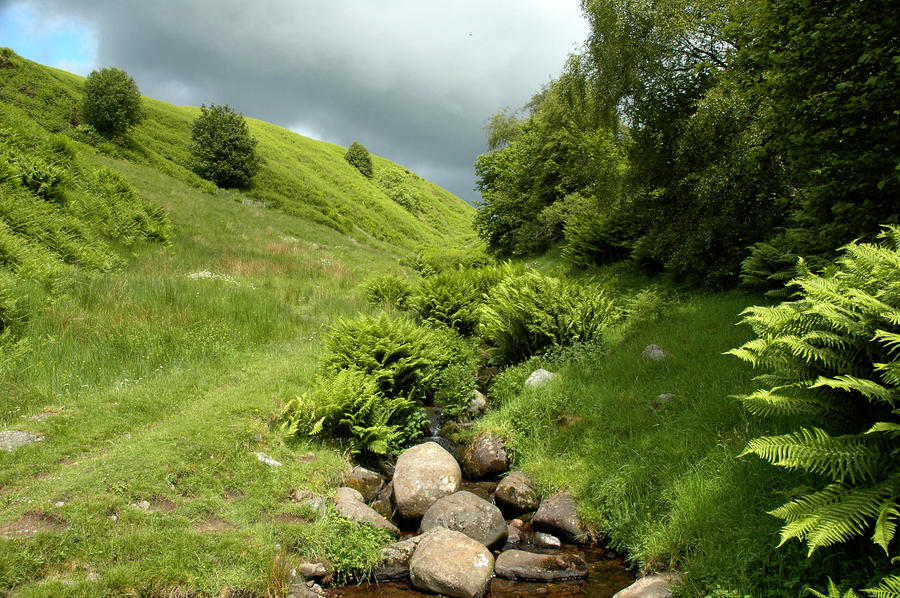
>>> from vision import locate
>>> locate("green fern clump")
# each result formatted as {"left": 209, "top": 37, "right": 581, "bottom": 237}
{"left": 480, "top": 269, "right": 620, "bottom": 364}
{"left": 280, "top": 369, "right": 425, "bottom": 457}
{"left": 360, "top": 273, "right": 413, "bottom": 310}
{"left": 413, "top": 268, "right": 493, "bottom": 335}
{"left": 81, "top": 168, "right": 171, "bottom": 245}
{"left": 728, "top": 226, "right": 900, "bottom": 560}
{"left": 323, "top": 312, "right": 470, "bottom": 404}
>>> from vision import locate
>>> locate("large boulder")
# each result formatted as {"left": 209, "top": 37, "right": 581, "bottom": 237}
{"left": 494, "top": 549, "right": 588, "bottom": 581}
{"left": 462, "top": 433, "right": 509, "bottom": 480}
{"left": 612, "top": 572, "right": 682, "bottom": 598}
{"left": 533, "top": 491, "right": 587, "bottom": 544}
{"left": 334, "top": 487, "right": 399, "bottom": 537}
{"left": 409, "top": 527, "right": 494, "bottom": 598}
{"left": 393, "top": 442, "right": 462, "bottom": 520}
{"left": 420, "top": 491, "right": 508, "bottom": 549}
{"left": 343, "top": 466, "right": 384, "bottom": 503}
{"left": 494, "top": 470, "right": 540, "bottom": 515}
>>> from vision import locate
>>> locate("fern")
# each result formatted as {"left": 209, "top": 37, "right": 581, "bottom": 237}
{"left": 864, "top": 575, "right": 900, "bottom": 598}
{"left": 807, "top": 578, "right": 859, "bottom": 598}
{"left": 731, "top": 226, "right": 900, "bottom": 560}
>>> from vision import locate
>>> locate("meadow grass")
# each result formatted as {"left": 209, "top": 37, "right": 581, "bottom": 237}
{"left": 0, "top": 48, "right": 475, "bottom": 596}
{"left": 477, "top": 290, "right": 872, "bottom": 597}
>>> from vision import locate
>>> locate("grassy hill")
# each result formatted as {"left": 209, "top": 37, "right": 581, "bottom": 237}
{"left": 0, "top": 49, "right": 477, "bottom": 596}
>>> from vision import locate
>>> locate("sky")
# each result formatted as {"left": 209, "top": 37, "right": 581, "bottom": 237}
{"left": 0, "top": 1, "right": 589, "bottom": 204}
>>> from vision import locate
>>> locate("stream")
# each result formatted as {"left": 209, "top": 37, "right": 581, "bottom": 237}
{"left": 328, "top": 407, "right": 636, "bottom": 597}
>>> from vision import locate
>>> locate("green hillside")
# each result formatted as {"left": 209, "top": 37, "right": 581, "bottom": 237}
{"left": 0, "top": 49, "right": 478, "bottom": 597}
{"left": 0, "top": 48, "right": 474, "bottom": 251}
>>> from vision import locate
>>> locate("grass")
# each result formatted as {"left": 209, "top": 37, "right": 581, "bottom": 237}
{"left": 0, "top": 48, "right": 475, "bottom": 596}
{"left": 476, "top": 289, "right": 881, "bottom": 597}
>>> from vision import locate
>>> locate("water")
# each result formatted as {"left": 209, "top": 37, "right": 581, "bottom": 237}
{"left": 327, "top": 546, "right": 634, "bottom": 597}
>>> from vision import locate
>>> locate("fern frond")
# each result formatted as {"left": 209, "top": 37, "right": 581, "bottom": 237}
{"left": 736, "top": 388, "right": 831, "bottom": 417}
{"left": 863, "top": 574, "right": 900, "bottom": 598}
{"left": 873, "top": 501, "right": 899, "bottom": 554}
{"left": 811, "top": 375, "right": 896, "bottom": 405}
{"left": 742, "top": 428, "right": 886, "bottom": 484}
{"left": 866, "top": 422, "right": 900, "bottom": 436}
{"left": 807, "top": 579, "right": 860, "bottom": 598}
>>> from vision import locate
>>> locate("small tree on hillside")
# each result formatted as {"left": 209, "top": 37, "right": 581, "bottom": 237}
{"left": 189, "top": 104, "right": 260, "bottom": 189}
{"left": 345, "top": 141, "right": 373, "bottom": 178}
{"left": 82, "top": 67, "right": 143, "bottom": 135}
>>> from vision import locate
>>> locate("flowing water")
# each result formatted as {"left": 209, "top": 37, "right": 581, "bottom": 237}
{"left": 328, "top": 546, "right": 634, "bottom": 597}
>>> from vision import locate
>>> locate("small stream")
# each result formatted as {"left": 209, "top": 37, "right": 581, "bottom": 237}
{"left": 329, "top": 407, "right": 636, "bottom": 597}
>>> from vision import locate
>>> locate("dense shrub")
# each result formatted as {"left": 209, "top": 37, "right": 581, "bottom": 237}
{"left": 729, "top": 227, "right": 900, "bottom": 576}
{"left": 189, "top": 104, "right": 260, "bottom": 189}
{"left": 280, "top": 369, "right": 425, "bottom": 457}
{"left": 344, "top": 141, "right": 373, "bottom": 178}
{"left": 81, "top": 67, "right": 143, "bottom": 135}
{"left": 85, "top": 168, "right": 171, "bottom": 245}
{"left": 360, "top": 273, "right": 413, "bottom": 310}
{"left": 322, "top": 313, "right": 470, "bottom": 403}
{"left": 376, "top": 168, "right": 419, "bottom": 211}
{"left": 13, "top": 155, "right": 65, "bottom": 202}
{"left": 413, "top": 268, "right": 490, "bottom": 335}
{"left": 480, "top": 270, "right": 620, "bottom": 364}
{"left": 401, "top": 246, "right": 492, "bottom": 277}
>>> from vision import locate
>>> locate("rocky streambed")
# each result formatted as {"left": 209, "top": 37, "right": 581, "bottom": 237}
{"left": 291, "top": 436, "right": 658, "bottom": 598}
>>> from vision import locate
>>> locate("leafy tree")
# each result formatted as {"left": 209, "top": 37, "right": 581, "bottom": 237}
{"left": 81, "top": 67, "right": 143, "bottom": 135}
{"left": 729, "top": 227, "right": 900, "bottom": 560}
{"left": 189, "top": 104, "right": 260, "bottom": 189}
{"left": 344, "top": 141, "right": 373, "bottom": 178}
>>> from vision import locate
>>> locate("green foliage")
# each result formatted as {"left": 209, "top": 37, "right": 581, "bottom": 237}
{"left": 81, "top": 67, "right": 143, "bottom": 135}
{"left": 84, "top": 168, "right": 171, "bottom": 245}
{"left": 12, "top": 154, "right": 65, "bottom": 202}
{"left": 376, "top": 167, "right": 420, "bottom": 212}
{"left": 864, "top": 575, "right": 900, "bottom": 598}
{"left": 480, "top": 269, "right": 620, "bottom": 363}
{"left": 402, "top": 245, "right": 492, "bottom": 277}
{"left": 280, "top": 369, "right": 425, "bottom": 457}
{"left": 729, "top": 227, "right": 900, "bottom": 557}
{"left": 189, "top": 104, "right": 260, "bottom": 189}
{"left": 413, "top": 268, "right": 495, "bottom": 335}
{"left": 344, "top": 141, "right": 373, "bottom": 178}
{"left": 808, "top": 579, "right": 859, "bottom": 598}
{"left": 322, "top": 312, "right": 470, "bottom": 404}
{"left": 360, "top": 273, "right": 413, "bottom": 310}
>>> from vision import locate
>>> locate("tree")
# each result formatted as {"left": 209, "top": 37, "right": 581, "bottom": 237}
{"left": 189, "top": 104, "right": 260, "bottom": 189}
{"left": 345, "top": 141, "right": 373, "bottom": 178}
{"left": 81, "top": 67, "right": 143, "bottom": 135}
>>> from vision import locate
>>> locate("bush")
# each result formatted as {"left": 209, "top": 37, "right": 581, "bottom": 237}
{"left": 322, "top": 313, "right": 470, "bottom": 403}
{"left": 376, "top": 167, "right": 419, "bottom": 211}
{"left": 401, "top": 246, "right": 493, "bottom": 277}
{"left": 81, "top": 67, "right": 143, "bottom": 135}
{"left": 360, "top": 273, "right": 413, "bottom": 310}
{"left": 189, "top": 104, "right": 260, "bottom": 189}
{"left": 728, "top": 226, "right": 900, "bottom": 561}
{"left": 413, "top": 268, "right": 494, "bottom": 335}
{"left": 280, "top": 369, "right": 424, "bottom": 457}
{"left": 344, "top": 141, "right": 373, "bottom": 178}
{"left": 13, "top": 155, "right": 64, "bottom": 202}
{"left": 480, "top": 270, "right": 620, "bottom": 364}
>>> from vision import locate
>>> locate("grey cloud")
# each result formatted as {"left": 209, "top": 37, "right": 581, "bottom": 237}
{"left": 17, "top": 0, "right": 588, "bottom": 203}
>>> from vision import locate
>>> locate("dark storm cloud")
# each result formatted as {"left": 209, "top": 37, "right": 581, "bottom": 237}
{"left": 12, "top": 1, "right": 588, "bottom": 203}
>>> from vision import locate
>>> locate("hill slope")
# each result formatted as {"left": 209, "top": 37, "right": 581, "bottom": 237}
{"left": 0, "top": 49, "right": 477, "bottom": 597}
{"left": 0, "top": 48, "right": 475, "bottom": 251}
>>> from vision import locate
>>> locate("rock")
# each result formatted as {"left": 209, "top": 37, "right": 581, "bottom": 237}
{"left": 533, "top": 491, "right": 587, "bottom": 544}
{"left": 137, "top": 500, "right": 151, "bottom": 511}
{"left": 297, "top": 559, "right": 332, "bottom": 580}
{"left": 494, "top": 549, "right": 588, "bottom": 581}
{"left": 524, "top": 368, "right": 557, "bottom": 388}
{"left": 506, "top": 521, "right": 522, "bottom": 545}
{"left": 420, "top": 491, "right": 508, "bottom": 549}
{"left": 334, "top": 487, "right": 399, "bottom": 537}
{"left": 494, "top": 471, "right": 540, "bottom": 515}
{"left": 292, "top": 490, "right": 328, "bottom": 518}
{"left": 344, "top": 466, "right": 384, "bottom": 503}
{"left": 462, "top": 433, "right": 509, "bottom": 481}
{"left": 393, "top": 442, "right": 462, "bottom": 520}
{"left": 370, "top": 480, "right": 394, "bottom": 519}
{"left": 641, "top": 344, "right": 669, "bottom": 361}
{"left": 532, "top": 531, "right": 562, "bottom": 548}
{"left": 409, "top": 527, "right": 494, "bottom": 598}
{"left": 459, "top": 480, "right": 496, "bottom": 503}
{"left": 255, "top": 452, "right": 282, "bottom": 467}
{"left": 375, "top": 528, "right": 436, "bottom": 581}
{"left": 0, "top": 430, "right": 43, "bottom": 451}
{"left": 469, "top": 390, "right": 488, "bottom": 416}
{"left": 612, "top": 572, "right": 682, "bottom": 598}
